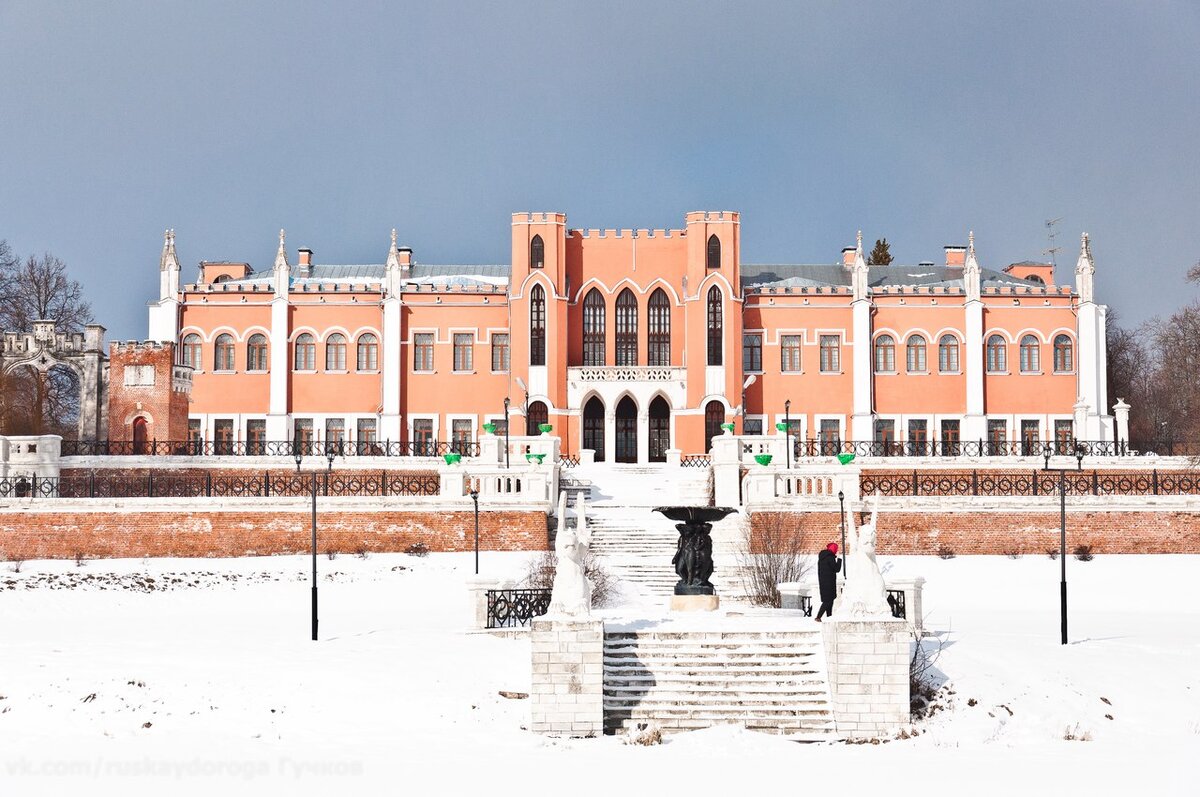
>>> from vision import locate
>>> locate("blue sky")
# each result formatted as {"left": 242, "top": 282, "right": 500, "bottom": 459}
{"left": 1, "top": 1, "right": 1197, "bottom": 339}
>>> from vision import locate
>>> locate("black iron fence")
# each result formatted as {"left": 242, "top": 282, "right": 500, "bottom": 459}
{"left": 0, "top": 471, "right": 439, "bottom": 499}
{"left": 861, "top": 468, "right": 1200, "bottom": 497}
{"left": 792, "top": 439, "right": 1196, "bottom": 458}
{"left": 486, "top": 587, "right": 551, "bottom": 629}
{"left": 886, "top": 589, "right": 906, "bottom": 620}
{"left": 681, "top": 454, "right": 712, "bottom": 468}
{"left": 60, "top": 440, "right": 482, "bottom": 458}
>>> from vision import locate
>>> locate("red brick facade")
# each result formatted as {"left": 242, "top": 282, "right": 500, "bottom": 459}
{"left": 751, "top": 510, "right": 1200, "bottom": 555}
{"left": 0, "top": 509, "right": 548, "bottom": 560}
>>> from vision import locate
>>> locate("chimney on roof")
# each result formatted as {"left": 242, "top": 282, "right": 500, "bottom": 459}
{"left": 297, "top": 248, "right": 313, "bottom": 278}
{"left": 398, "top": 246, "right": 412, "bottom": 270}
{"left": 944, "top": 245, "right": 966, "bottom": 267}
{"left": 842, "top": 247, "right": 856, "bottom": 267}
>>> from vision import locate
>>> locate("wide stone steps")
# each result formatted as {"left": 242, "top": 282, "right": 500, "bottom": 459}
{"left": 602, "top": 629, "right": 836, "bottom": 737}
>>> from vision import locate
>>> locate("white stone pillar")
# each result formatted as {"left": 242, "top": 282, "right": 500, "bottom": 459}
{"left": 604, "top": 412, "right": 616, "bottom": 464}
{"left": 1073, "top": 398, "right": 1090, "bottom": 441}
{"left": 530, "top": 618, "right": 605, "bottom": 737}
{"left": 636, "top": 410, "right": 650, "bottom": 464}
{"left": 850, "top": 300, "right": 873, "bottom": 441}
{"left": 380, "top": 296, "right": 402, "bottom": 441}
{"left": 822, "top": 619, "right": 909, "bottom": 739}
{"left": 1113, "top": 398, "right": 1131, "bottom": 450}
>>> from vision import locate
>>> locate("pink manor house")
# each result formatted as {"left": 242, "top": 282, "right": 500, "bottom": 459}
{"left": 140, "top": 211, "right": 1113, "bottom": 462}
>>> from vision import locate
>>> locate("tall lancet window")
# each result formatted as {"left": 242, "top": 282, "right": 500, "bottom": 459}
{"left": 706, "top": 234, "right": 721, "bottom": 269}
{"left": 706, "top": 285, "right": 723, "bottom": 366}
{"left": 530, "top": 235, "right": 544, "bottom": 269}
{"left": 615, "top": 289, "right": 638, "bottom": 366}
{"left": 647, "top": 288, "right": 671, "bottom": 366}
{"left": 530, "top": 284, "right": 546, "bottom": 366}
{"left": 582, "top": 289, "right": 606, "bottom": 366}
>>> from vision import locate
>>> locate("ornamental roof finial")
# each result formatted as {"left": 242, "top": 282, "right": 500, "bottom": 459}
{"left": 856, "top": 229, "right": 863, "bottom": 253}
{"left": 391, "top": 228, "right": 398, "bottom": 249}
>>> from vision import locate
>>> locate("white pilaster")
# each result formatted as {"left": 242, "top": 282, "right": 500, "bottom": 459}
{"left": 604, "top": 412, "right": 616, "bottom": 464}
{"left": 1075, "top": 234, "right": 1108, "bottom": 440}
{"left": 148, "top": 229, "right": 181, "bottom": 343}
{"left": 266, "top": 230, "right": 290, "bottom": 441}
{"left": 850, "top": 298, "right": 873, "bottom": 441}
{"left": 636, "top": 410, "right": 649, "bottom": 464}
{"left": 381, "top": 297, "right": 402, "bottom": 440}
{"left": 962, "top": 232, "right": 986, "bottom": 441}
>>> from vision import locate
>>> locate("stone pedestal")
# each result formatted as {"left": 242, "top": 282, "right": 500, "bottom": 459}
{"left": 821, "top": 618, "right": 909, "bottom": 739}
{"left": 669, "top": 594, "right": 720, "bottom": 612}
{"left": 530, "top": 618, "right": 604, "bottom": 737}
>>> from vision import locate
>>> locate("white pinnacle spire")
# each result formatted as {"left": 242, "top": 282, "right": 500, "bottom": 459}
{"left": 1075, "top": 232, "right": 1095, "bottom": 304}
{"left": 851, "top": 229, "right": 869, "bottom": 301}
{"left": 159, "top": 229, "right": 179, "bottom": 272}
{"left": 963, "top": 230, "right": 981, "bottom": 302}
{"left": 273, "top": 228, "right": 290, "bottom": 298}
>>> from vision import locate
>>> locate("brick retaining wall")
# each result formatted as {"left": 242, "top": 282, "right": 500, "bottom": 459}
{"left": 0, "top": 506, "right": 548, "bottom": 561}
{"left": 750, "top": 509, "right": 1200, "bottom": 555}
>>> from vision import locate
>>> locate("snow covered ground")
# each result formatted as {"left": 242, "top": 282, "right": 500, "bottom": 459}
{"left": 2, "top": 550, "right": 1197, "bottom": 796}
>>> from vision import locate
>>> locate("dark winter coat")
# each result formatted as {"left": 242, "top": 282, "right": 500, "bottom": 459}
{"left": 817, "top": 549, "right": 841, "bottom": 602}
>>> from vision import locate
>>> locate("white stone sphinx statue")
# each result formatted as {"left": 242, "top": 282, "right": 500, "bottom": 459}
{"left": 548, "top": 491, "right": 593, "bottom": 617}
{"left": 836, "top": 493, "right": 893, "bottom": 619}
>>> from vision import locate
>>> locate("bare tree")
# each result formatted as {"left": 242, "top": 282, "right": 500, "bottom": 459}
{"left": 736, "top": 512, "right": 812, "bottom": 607}
{"left": 0, "top": 251, "right": 93, "bottom": 437}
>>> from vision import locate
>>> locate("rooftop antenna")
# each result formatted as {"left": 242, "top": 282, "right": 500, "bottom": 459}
{"left": 1043, "top": 217, "right": 1063, "bottom": 267}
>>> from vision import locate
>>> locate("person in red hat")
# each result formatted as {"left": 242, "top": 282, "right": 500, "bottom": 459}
{"left": 815, "top": 542, "right": 841, "bottom": 621}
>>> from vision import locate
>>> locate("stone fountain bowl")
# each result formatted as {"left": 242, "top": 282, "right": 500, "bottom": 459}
{"left": 653, "top": 506, "right": 739, "bottom": 524}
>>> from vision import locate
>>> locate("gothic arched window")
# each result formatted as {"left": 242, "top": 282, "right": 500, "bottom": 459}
{"left": 906, "top": 335, "right": 927, "bottom": 373}
{"left": 986, "top": 335, "right": 1007, "bottom": 373}
{"left": 706, "top": 285, "right": 723, "bottom": 366}
{"left": 530, "top": 284, "right": 546, "bottom": 366}
{"left": 874, "top": 335, "right": 895, "bottom": 373}
{"left": 294, "top": 333, "right": 316, "bottom": 371}
{"left": 1054, "top": 334, "right": 1073, "bottom": 373}
{"left": 582, "top": 289, "right": 605, "bottom": 366}
{"left": 182, "top": 334, "right": 202, "bottom": 370}
{"left": 615, "top": 288, "right": 638, "bottom": 366}
{"left": 357, "top": 333, "right": 379, "bottom": 371}
{"left": 706, "top": 234, "right": 721, "bottom": 269}
{"left": 214, "top": 334, "right": 235, "bottom": 372}
{"left": 1020, "top": 335, "right": 1040, "bottom": 373}
{"left": 325, "top": 333, "right": 347, "bottom": 371}
{"left": 938, "top": 334, "right": 959, "bottom": 373}
{"left": 647, "top": 288, "right": 670, "bottom": 366}
{"left": 246, "top": 334, "right": 268, "bottom": 371}
{"left": 530, "top": 234, "right": 544, "bottom": 269}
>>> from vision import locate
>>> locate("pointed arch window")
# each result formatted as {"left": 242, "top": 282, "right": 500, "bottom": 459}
{"left": 247, "top": 334, "right": 268, "bottom": 371}
{"left": 582, "top": 289, "right": 606, "bottom": 366}
{"left": 706, "top": 234, "right": 721, "bottom": 269}
{"left": 214, "top": 334, "right": 235, "bottom": 371}
{"left": 615, "top": 289, "right": 638, "bottom": 366}
{"left": 706, "top": 285, "right": 723, "bottom": 366}
{"left": 938, "top": 334, "right": 960, "bottom": 373}
{"left": 530, "top": 235, "right": 545, "bottom": 269}
{"left": 647, "top": 288, "right": 671, "bottom": 366}
{"left": 1054, "top": 334, "right": 1073, "bottom": 373}
{"left": 529, "top": 284, "right": 546, "bottom": 366}
{"left": 986, "top": 335, "right": 1007, "bottom": 373}
{"left": 1020, "top": 335, "right": 1040, "bottom": 373}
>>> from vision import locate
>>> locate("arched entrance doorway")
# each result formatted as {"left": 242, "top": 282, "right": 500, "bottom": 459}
{"left": 648, "top": 396, "right": 670, "bottom": 462}
{"left": 132, "top": 416, "right": 149, "bottom": 454}
{"left": 527, "top": 401, "right": 548, "bottom": 435}
{"left": 583, "top": 397, "right": 605, "bottom": 462}
{"left": 704, "top": 400, "right": 725, "bottom": 453}
{"left": 615, "top": 396, "right": 637, "bottom": 463}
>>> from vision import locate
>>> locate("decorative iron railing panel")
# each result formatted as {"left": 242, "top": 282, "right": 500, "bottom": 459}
{"left": 860, "top": 469, "right": 1200, "bottom": 497}
{"left": 680, "top": 455, "right": 711, "bottom": 468}
{"left": 786, "top": 439, "right": 1195, "bottom": 458}
{"left": 4, "top": 471, "right": 439, "bottom": 499}
{"left": 886, "top": 589, "right": 906, "bottom": 620}
{"left": 486, "top": 588, "right": 552, "bottom": 629}
{"left": 558, "top": 454, "right": 580, "bottom": 468}
{"left": 572, "top": 366, "right": 684, "bottom": 382}
{"left": 60, "top": 439, "right": 481, "bottom": 458}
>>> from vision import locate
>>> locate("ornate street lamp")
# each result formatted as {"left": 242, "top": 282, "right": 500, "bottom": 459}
{"left": 470, "top": 486, "right": 481, "bottom": 575}
{"left": 838, "top": 489, "right": 847, "bottom": 579}
{"left": 293, "top": 439, "right": 303, "bottom": 474}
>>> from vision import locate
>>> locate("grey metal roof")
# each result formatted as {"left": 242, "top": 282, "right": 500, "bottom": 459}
{"left": 740, "top": 263, "right": 1044, "bottom": 290}
{"left": 220, "top": 263, "right": 512, "bottom": 286}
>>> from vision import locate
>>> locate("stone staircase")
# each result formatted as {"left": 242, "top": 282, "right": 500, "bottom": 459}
{"left": 574, "top": 464, "right": 752, "bottom": 599}
{"left": 602, "top": 623, "right": 837, "bottom": 740}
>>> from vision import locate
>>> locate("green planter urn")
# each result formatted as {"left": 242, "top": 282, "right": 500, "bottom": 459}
{"left": 775, "top": 422, "right": 788, "bottom": 432}
{"left": 754, "top": 454, "right": 773, "bottom": 466}
{"left": 720, "top": 423, "right": 735, "bottom": 433}
{"left": 482, "top": 422, "right": 496, "bottom": 434}
{"left": 443, "top": 453, "right": 462, "bottom": 465}
{"left": 525, "top": 453, "right": 546, "bottom": 465}
{"left": 538, "top": 424, "right": 554, "bottom": 434}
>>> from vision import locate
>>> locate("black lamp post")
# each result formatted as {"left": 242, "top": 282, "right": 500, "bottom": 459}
{"left": 837, "top": 489, "right": 847, "bottom": 578}
{"left": 1042, "top": 446, "right": 1084, "bottom": 645}
{"left": 470, "top": 486, "right": 481, "bottom": 574}
{"left": 310, "top": 465, "right": 318, "bottom": 641}
{"left": 293, "top": 440, "right": 303, "bottom": 474}
{"left": 503, "top": 397, "right": 511, "bottom": 469}
{"left": 326, "top": 441, "right": 337, "bottom": 473}
{"left": 784, "top": 399, "right": 792, "bottom": 470}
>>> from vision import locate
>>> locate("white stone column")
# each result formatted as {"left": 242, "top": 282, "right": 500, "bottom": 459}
{"left": 850, "top": 299, "right": 874, "bottom": 441}
{"left": 636, "top": 410, "right": 650, "bottom": 464}
{"left": 822, "top": 619, "right": 909, "bottom": 739}
{"left": 1113, "top": 398, "right": 1131, "bottom": 449}
{"left": 604, "top": 412, "right": 616, "bottom": 464}
{"left": 381, "top": 296, "right": 402, "bottom": 441}
{"left": 266, "top": 295, "right": 290, "bottom": 441}
{"left": 530, "top": 618, "right": 605, "bottom": 737}
{"left": 962, "top": 299, "right": 985, "bottom": 441}
{"left": 1073, "top": 398, "right": 1090, "bottom": 441}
